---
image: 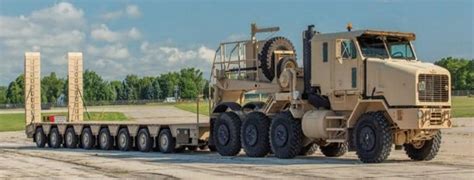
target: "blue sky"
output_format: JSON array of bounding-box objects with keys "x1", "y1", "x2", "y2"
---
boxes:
[{"x1": 0, "y1": 0, "x2": 472, "y2": 85}]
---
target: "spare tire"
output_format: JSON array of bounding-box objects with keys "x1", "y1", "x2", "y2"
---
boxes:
[{"x1": 258, "y1": 36, "x2": 295, "y2": 81}]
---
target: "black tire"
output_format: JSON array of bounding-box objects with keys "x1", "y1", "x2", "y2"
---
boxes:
[
  {"x1": 320, "y1": 143, "x2": 347, "y2": 157},
  {"x1": 299, "y1": 143, "x2": 318, "y2": 156},
  {"x1": 48, "y1": 127, "x2": 62, "y2": 148},
  {"x1": 404, "y1": 131, "x2": 442, "y2": 161},
  {"x1": 64, "y1": 127, "x2": 78, "y2": 148},
  {"x1": 81, "y1": 127, "x2": 95, "y2": 150},
  {"x1": 35, "y1": 127, "x2": 47, "y2": 148},
  {"x1": 241, "y1": 112, "x2": 271, "y2": 157},
  {"x1": 137, "y1": 128, "x2": 153, "y2": 152},
  {"x1": 270, "y1": 112, "x2": 303, "y2": 159},
  {"x1": 117, "y1": 128, "x2": 132, "y2": 151},
  {"x1": 352, "y1": 112, "x2": 393, "y2": 163},
  {"x1": 158, "y1": 129, "x2": 176, "y2": 153},
  {"x1": 98, "y1": 128, "x2": 114, "y2": 150},
  {"x1": 214, "y1": 112, "x2": 242, "y2": 156},
  {"x1": 258, "y1": 36, "x2": 295, "y2": 81}
]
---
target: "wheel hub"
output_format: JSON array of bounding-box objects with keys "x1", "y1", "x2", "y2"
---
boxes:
[
  {"x1": 119, "y1": 134, "x2": 126, "y2": 147},
  {"x1": 51, "y1": 133, "x2": 57, "y2": 145},
  {"x1": 100, "y1": 133, "x2": 107, "y2": 145},
  {"x1": 160, "y1": 134, "x2": 169, "y2": 148},
  {"x1": 217, "y1": 124, "x2": 230, "y2": 145},
  {"x1": 66, "y1": 133, "x2": 73, "y2": 145},
  {"x1": 83, "y1": 133, "x2": 90, "y2": 145},
  {"x1": 359, "y1": 126, "x2": 376, "y2": 151},
  {"x1": 139, "y1": 134, "x2": 146, "y2": 147},
  {"x1": 274, "y1": 124, "x2": 288, "y2": 147},
  {"x1": 412, "y1": 140, "x2": 426, "y2": 149},
  {"x1": 245, "y1": 124, "x2": 258, "y2": 146}
]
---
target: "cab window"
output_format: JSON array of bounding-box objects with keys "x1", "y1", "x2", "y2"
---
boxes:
[{"x1": 341, "y1": 40, "x2": 356, "y2": 59}]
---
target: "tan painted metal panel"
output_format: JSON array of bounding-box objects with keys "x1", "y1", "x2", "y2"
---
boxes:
[
  {"x1": 68, "y1": 52, "x2": 84, "y2": 122},
  {"x1": 24, "y1": 52, "x2": 41, "y2": 125}
]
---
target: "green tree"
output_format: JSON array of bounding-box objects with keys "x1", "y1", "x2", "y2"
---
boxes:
[
  {"x1": 110, "y1": 80, "x2": 125, "y2": 100},
  {"x1": 435, "y1": 57, "x2": 473, "y2": 90},
  {"x1": 123, "y1": 74, "x2": 140, "y2": 100},
  {"x1": 0, "y1": 86, "x2": 7, "y2": 104},
  {"x1": 179, "y1": 68, "x2": 205, "y2": 99},
  {"x1": 6, "y1": 74, "x2": 24, "y2": 104},
  {"x1": 41, "y1": 72, "x2": 65, "y2": 103},
  {"x1": 158, "y1": 72, "x2": 180, "y2": 99},
  {"x1": 83, "y1": 70, "x2": 114, "y2": 101}
]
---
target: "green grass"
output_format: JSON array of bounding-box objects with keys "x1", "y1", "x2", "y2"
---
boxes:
[
  {"x1": 452, "y1": 96, "x2": 474, "y2": 118},
  {"x1": 174, "y1": 101, "x2": 210, "y2": 116},
  {"x1": 0, "y1": 112, "x2": 128, "y2": 132}
]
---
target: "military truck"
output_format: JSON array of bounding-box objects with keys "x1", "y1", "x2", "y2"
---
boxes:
[{"x1": 209, "y1": 23, "x2": 452, "y2": 163}]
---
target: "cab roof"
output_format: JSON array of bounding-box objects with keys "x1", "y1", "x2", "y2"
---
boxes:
[{"x1": 312, "y1": 29, "x2": 416, "y2": 41}]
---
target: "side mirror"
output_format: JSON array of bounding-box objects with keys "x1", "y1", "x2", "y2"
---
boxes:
[{"x1": 335, "y1": 39, "x2": 343, "y2": 63}]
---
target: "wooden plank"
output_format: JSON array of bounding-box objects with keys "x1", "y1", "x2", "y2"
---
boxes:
[
  {"x1": 68, "y1": 52, "x2": 84, "y2": 122},
  {"x1": 24, "y1": 52, "x2": 41, "y2": 125}
]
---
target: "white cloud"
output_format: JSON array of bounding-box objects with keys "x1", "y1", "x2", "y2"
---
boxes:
[
  {"x1": 0, "y1": 2, "x2": 87, "y2": 84},
  {"x1": 126, "y1": 5, "x2": 141, "y2": 18},
  {"x1": 87, "y1": 44, "x2": 131, "y2": 60},
  {"x1": 90, "y1": 24, "x2": 141, "y2": 42},
  {"x1": 100, "y1": 4, "x2": 141, "y2": 20}
]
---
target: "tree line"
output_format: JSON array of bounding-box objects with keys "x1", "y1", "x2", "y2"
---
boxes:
[
  {"x1": 1, "y1": 67, "x2": 208, "y2": 104},
  {"x1": 0, "y1": 57, "x2": 472, "y2": 105}
]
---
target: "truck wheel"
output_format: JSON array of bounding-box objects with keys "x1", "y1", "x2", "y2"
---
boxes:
[
  {"x1": 117, "y1": 128, "x2": 132, "y2": 151},
  {"x1": 137, "y1": 128, "x2": 153, "y2": 152},
  {"x1": 35, "y1": 127, "x2": 47, "y2": 148},
  {"x1": 81, "y1": 127, "x2": 95, "y2": 149},
  {"x1": 352, "y1": 112, "x2": 392, "y2": 163},
  {"x1": 214, "y1": 112, "x2": 241, "y2": 156},
  {"x1": 158, "y1": 129, "x2": 176, "y2": 153},
  {"x1": 299, "y1": 143, "x2": 318, "y2": 156},
  {"x1": 258, "y1": 36, "x2": 295, "y2": 81},
  {"x1": 48, "y1": 127, "x2": 62, "y2": 148},
  {"x1": 241, "y1": 112, "x2": 270, "y2": 157},
  {"x1": 320, "y1": 143, "x2": 347, "y2": 157},
  {"x1": 99, "y1": 128, "x2": 114, "y2": 150},
  {"x1": 270, "y1": 112, "x2": 303, "y2": 159},
  {"x1": 64, "y1": 127, "x2": 78, "y2": 148},
  {"x1": 404, "y1": 131, "x2": 441, "y2": 161}
]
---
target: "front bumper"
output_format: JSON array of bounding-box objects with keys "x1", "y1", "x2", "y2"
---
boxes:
[{"x1": 389, "y1": 108, "x2": 452, "y2": 129}]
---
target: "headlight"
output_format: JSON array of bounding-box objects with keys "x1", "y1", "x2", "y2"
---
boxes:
[
  {"x1": 443, "y1": 111, "x2": 450, "y2": 120},
  {"x1": 418, "y1": 81, "x2": 426, "y2": 91},
  {"x1": 417, "y1": 110, "x2": 424, "y2": 119}
]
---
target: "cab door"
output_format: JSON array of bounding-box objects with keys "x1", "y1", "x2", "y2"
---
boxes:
[{"x1": 331, "y1": 39, "x2": 360, "y2": 110}]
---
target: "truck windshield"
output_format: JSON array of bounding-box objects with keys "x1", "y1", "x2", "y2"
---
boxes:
[
  {"x1": 386, "y1": 37, "x2": 415, "y2": 60},
  {"x1": 357, "y1": 36, "x2": 389, "y2": 59},
  {"x1": 357, "y1": 35, "x2": 415, "y2": 60}
]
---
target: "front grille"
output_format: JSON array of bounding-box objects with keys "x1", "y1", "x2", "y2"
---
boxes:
[
  {"x1": 418, "y1": 74, "x2": 449, "y2": 102},
  {"x1": 430, "y1": 112, "x2": 443, "y2": 125}
]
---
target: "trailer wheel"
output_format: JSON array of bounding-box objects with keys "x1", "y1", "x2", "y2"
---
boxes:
[
  {"x1": 270, "y1": 112, "x2": 303, "y2": 159},
  {"x1": 320, "y1": 143, "x2": 347, "y2": 157},
  {"x1": 352, "y1": 112, "x2": 392, "y2": 163},
  {"x1": 241, "y1": 112, "x2": 270, "y2": 157},
  {"x1": 99, "y1": 128, "x2": 114, "y2": 150},
  {"x1": 64, "y1": 127, "x2": 78, "y2": 148},
  {"x1": 137, "y1": 128, "x2": 153, "y2": 152},
  {"x1": 258, "y1": 36, "x2": 296, "y2": 81},
  {"x1": 117, "y1": 128, "x2": 132, "y2": 151},
  {"x1": 299, "y1": 143, "x2": 318, "y2": 156},
  {"x1": 48, "y1": 127, "x2": 62, "y2": 148},
  {"x1": 35, "y1": 127, "x2": 47, "y2": 148},
  {"x1": 404, "y1": 131, "x2": 441, "y2": 161},
  {"x1": 158, "y1": 129, "x2": 176, "y2": 153},
  {"x1": 81, "y1": 127, "x2": 95, "y2": 149},
  {"x1": 214, "y1": 112, "x2": 242, "y2": 156}
]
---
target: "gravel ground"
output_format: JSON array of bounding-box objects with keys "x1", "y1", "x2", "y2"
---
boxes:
[{"x1": 0, "y1": 105, "x2": 473, "y2": 179}]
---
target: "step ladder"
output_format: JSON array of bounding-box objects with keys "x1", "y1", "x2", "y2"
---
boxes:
[{"x1": 325, "y1": 115, "x2": 347, "y2": 143}]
